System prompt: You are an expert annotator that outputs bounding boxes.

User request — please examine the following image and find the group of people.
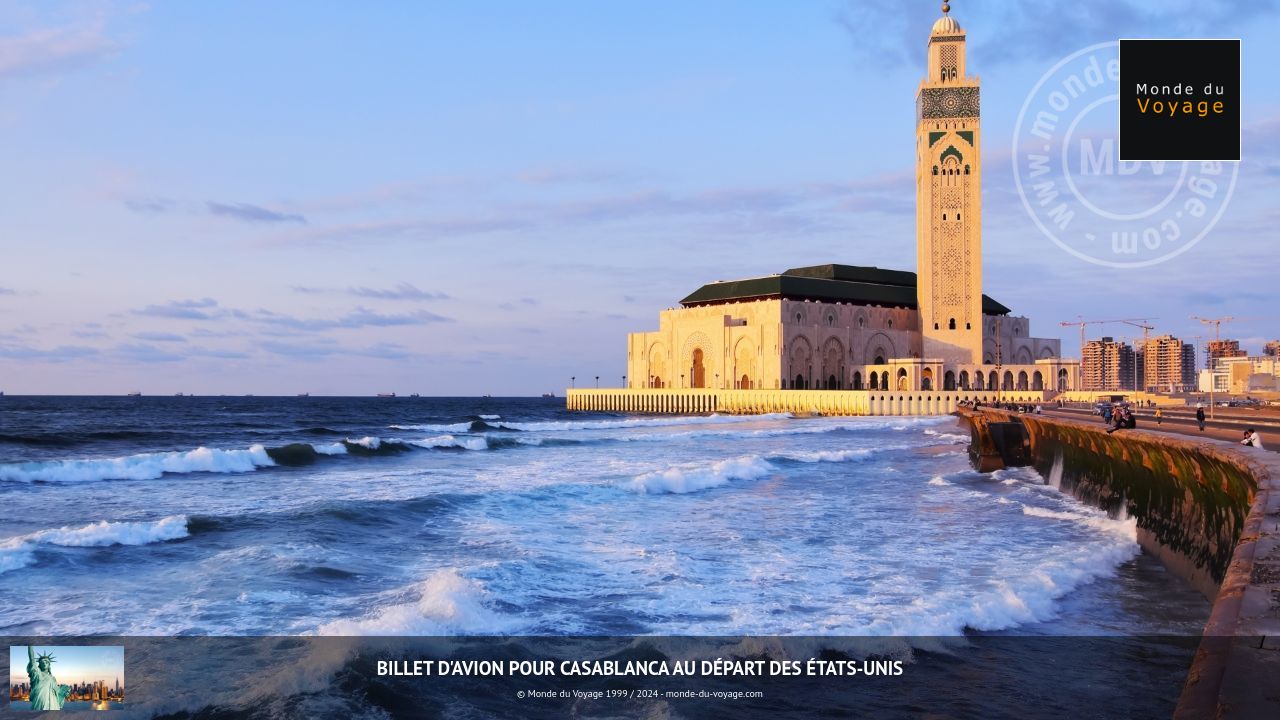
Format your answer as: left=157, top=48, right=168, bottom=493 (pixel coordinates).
left=1103, top=404, right=1136, bottom=434
left=1241, top=428, right=1266, bottom=450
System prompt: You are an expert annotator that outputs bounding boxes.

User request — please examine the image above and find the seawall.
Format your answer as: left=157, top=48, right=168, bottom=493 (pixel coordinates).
left=961, top=408, right=1280, bottom=719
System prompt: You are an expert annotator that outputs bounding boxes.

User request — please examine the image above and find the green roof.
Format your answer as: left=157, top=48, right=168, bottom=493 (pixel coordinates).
left=679, top=263, right=1012, bottom=315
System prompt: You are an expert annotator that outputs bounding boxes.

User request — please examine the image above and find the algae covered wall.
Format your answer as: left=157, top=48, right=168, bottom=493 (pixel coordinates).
left=971, top=410, right=1258, bottom=598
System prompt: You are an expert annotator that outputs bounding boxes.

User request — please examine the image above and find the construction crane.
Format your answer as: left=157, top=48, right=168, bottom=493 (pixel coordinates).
left=1059, top=317, right=1160, bottom=356
left=1190, top=315, right=1234, bottom=343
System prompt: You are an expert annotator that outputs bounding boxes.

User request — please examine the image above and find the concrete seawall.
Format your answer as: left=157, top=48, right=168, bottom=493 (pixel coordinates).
left=961, top=409, right=1280, bottom=719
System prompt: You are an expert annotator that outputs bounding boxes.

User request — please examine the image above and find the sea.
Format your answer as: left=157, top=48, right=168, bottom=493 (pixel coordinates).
left=0, top=396, right=1211, bottom=717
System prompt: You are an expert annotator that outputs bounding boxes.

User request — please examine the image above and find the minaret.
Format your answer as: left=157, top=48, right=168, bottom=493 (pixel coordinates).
left=916, top=1, right=982, bottom=365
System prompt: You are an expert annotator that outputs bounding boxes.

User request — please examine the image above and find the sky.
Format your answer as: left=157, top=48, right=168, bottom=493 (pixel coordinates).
left=9, top=645, right=123, bottom=687
left=0, top=0, right=1277, bottom=396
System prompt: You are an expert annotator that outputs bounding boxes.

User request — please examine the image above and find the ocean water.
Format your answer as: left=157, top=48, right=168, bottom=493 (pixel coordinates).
left=0, top=396, right=1208, bottom=638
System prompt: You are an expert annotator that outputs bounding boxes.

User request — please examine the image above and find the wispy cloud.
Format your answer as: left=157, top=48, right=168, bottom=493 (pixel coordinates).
left=349, top=283, right=449, bottom=301
left=0, top=19, right=122, bottom=79
left=208, top=202, right=307, bottom=224
left=132, top=331, right=187, bottom=343
left=292, top=283, right=450, bottom=301
left=131, top=298, right=223, bottom=321
left=0, top=344, right=99, bottom=362
left=246, top=306, right=452, bottom=332
left=0, top=287, right=15, bottom=295
left=259, top=339, right=420, bottom=361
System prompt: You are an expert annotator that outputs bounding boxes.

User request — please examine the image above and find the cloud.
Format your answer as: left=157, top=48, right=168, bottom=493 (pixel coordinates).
left=132, top=331, right=187, bottom=343
left=258, top=340, right=419, bottom=361
left=0, top=19, right=122, bottom=79
left=349, top=283, right=449, bottom=301
left=208, top=202, right=307, bottom=224
left=497, top=297, right=540, bottom=311
left=113, top=343, right=185, bottom=363
left=0, top=287, right=14, bottom=295
left=246, top=306, right=452, bottom=332
left=124, top=197, right=177, bottom=214
left=293, top=283, right=450, bottom=301
left=131, top=298, right=223, bottom=321
left=0, top=344, right=99, bottom=362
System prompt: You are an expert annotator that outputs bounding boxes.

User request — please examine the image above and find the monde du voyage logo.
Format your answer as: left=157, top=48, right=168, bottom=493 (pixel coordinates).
left=1013, top=39, right=1240, bottom=268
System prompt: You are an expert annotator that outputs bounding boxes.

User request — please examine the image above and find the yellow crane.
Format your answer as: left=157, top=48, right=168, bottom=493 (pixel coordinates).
left=1059, top=317, right=1159, bottom=357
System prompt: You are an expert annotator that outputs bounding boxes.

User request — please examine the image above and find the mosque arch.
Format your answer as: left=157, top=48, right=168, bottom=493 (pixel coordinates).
left=897, top=368, right=909, bottom=391
left=864, top=333, right=896, bottom=365
left=1015, top=347, right=1033, bottom=365
left=733, top=337, right=758, bottom=389
left=647, top=342, right=669, bottom=389
left=1032, top=371, right=1044, bottom=390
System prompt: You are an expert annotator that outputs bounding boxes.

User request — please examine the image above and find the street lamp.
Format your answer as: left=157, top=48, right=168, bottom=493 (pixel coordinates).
left=681, top=373, right=685, bottom=388
left=715, top=373, right=719, bottom=389
left=622, top=375, right=627, bottom=388
left=595, top=376, right=599, bottom=388
left=571, top=376, right=575, bottom=389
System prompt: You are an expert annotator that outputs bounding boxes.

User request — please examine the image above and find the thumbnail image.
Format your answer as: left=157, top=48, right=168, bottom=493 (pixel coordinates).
left=8, top=646, right=124, bottom=711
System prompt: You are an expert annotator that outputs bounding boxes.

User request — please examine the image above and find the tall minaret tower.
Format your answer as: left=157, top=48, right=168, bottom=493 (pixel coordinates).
left=916, top=1, right=983, bottom=365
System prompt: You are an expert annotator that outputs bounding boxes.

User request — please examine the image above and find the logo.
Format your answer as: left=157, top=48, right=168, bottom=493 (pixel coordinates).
left=1012, top=42, right=1237, bottom=268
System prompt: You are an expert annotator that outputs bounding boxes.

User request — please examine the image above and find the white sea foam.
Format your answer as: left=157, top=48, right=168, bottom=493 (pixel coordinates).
left=0, top=516, right=190, bottom=575
left=316, top=568, right=515, bottom=635
left=767, top=448, right=881, bottom=463
left=388, top=422, right=472, bottom=433
left=626, top=456, right=774, bottom=494
left=479, top=414, right=501, bottom=420
left=0, top=446, right=274, bottom=483
left=409, top=435, right=488, bottom=451
left=346, top=436, right=384, bottom=449
left=311, top=443, right=348, bottom=455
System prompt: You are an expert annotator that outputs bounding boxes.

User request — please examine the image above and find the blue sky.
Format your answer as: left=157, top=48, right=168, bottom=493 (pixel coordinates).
left=1, top=0, right=1277, bottom=395
left=9, top=645, right=123, bottom=686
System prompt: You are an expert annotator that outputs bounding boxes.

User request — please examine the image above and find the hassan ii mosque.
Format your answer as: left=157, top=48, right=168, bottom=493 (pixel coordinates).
left=621, top=3, right=1080, bottom=400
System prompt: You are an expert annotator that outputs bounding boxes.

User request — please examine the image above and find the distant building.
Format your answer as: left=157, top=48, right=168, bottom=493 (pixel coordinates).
left=1264, top=340, right=1280, bottom=358
left=1199, top=355, right=1280, bottom=394
left=1143, top=334, right=1195, bottom=392
left=1205, top=339, right=1246, bottom=368
left=1081, top=336, right=1136, bottom=391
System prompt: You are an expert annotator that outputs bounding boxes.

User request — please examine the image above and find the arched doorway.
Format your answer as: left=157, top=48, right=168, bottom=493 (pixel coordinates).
left=1032, top=371, right=1044, bottom=390
left=958, top=370, right=969, bottom=390
left=827, top=374, right=838, bottom=390
left=1058, top=368, right=1069, bottom=391
left=921, top=367, right=933, bottom=391
left=972, top=372, right=983, bottom=390
left=880, top=373, right=889, bottom=390
left=1002, top=371, right=1014, bottom=390
left=853, top=371, right=863, bottom=390
left=897, top=368, right=909, bottom=390
left=740, top=374, right=751, bottom=389
left=943, top=370, right=955, bottom=390
left=795, top=374, right=806, bottom=390
left=1017, top=371, right=1028, bottom=390
left=691, top=349, right=706, bottom=388
left=652, top=376, right=663, bottom=389
left=869, top=371, right=878, bottom=390
left=988, top=370, right=998, bottom=390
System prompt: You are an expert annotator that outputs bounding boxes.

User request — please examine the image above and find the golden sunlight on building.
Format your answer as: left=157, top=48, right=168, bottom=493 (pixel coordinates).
left=570, top=3, right=1079, bottom=415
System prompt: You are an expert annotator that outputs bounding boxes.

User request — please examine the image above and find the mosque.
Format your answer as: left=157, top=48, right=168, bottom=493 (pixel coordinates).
left=621, top=3, right=1079, bottom=399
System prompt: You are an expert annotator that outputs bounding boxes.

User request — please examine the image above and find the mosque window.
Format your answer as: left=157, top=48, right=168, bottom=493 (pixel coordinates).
left=887, top=319, right=893, bottom=329
left=932, top=166, right=938, bottom=175
left=949, top=318, right=956, bottom=330
left=858, top=316, right=866, bottom=328
left=934, top=323, right=939, bottom=330
left=826, top=314, right=835, bottom=327
left=964, top=165, right=970, bottom=175
left=795, top=312, right=802, bottom=323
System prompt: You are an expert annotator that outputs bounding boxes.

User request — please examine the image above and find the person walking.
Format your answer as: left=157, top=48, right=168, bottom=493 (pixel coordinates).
left=1196, top=405, right=1206, bottom=432
left=1102, top=405, right=1113, bottom=425
left=1155, top=408, right=1163, bottom=426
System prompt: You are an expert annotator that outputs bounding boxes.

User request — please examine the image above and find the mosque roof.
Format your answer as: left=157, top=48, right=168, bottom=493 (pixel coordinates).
left=678, top=263, right=1012, bottom=315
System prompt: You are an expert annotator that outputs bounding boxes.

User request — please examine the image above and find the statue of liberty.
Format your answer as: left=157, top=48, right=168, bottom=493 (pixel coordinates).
left=26, top=646, right=71, bottom=710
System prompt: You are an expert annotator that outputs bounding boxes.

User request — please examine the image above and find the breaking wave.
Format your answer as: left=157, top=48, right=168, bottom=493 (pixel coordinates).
left=0, top=445, right=276, bottom=483
left=626, top=448, right=888, bottom=495
left=0, top=515, right=190, bottom=575
left=316, top=568, right=517, bottom=636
